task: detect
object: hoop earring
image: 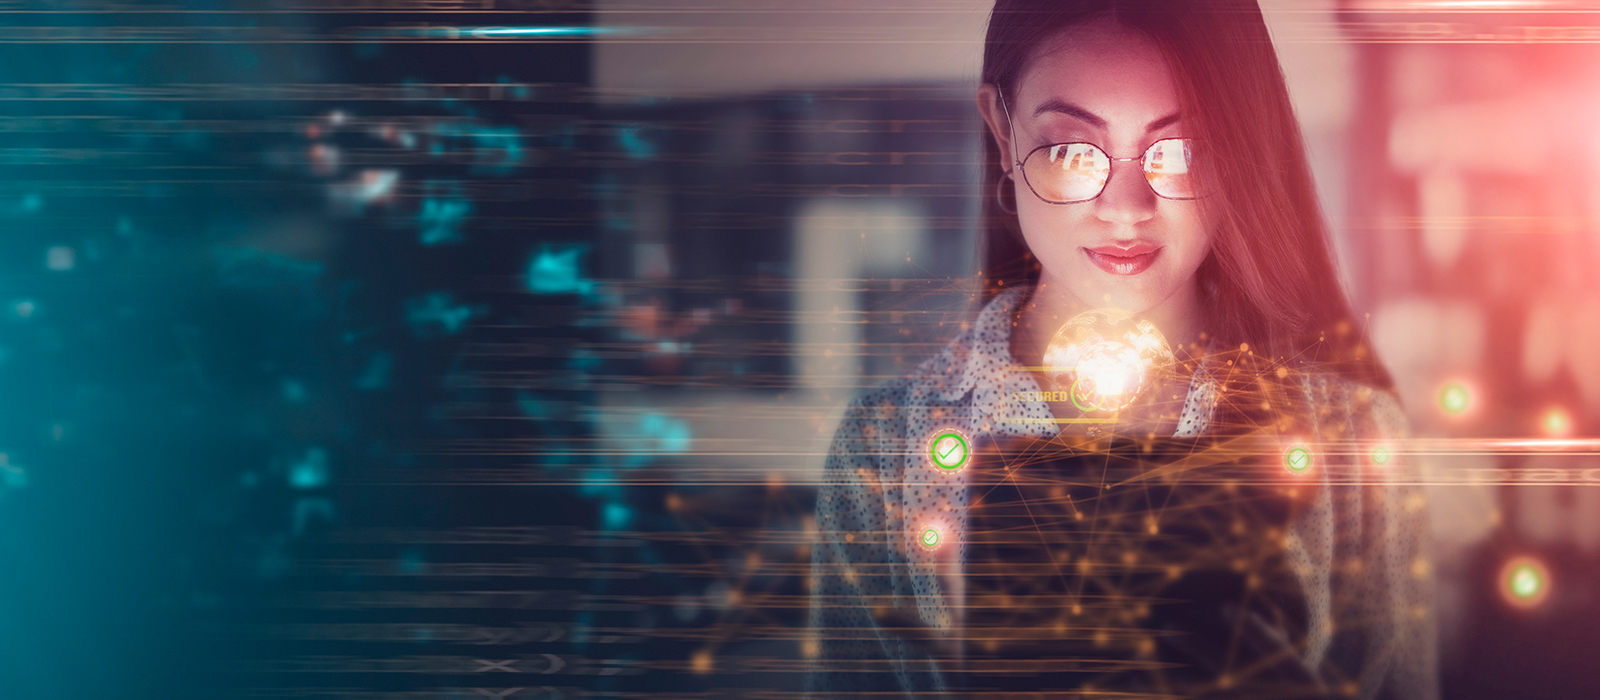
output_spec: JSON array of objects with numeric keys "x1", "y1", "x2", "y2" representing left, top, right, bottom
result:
[{"x1": 996, "y1": 170, "x2": 1018, "y2": 215}]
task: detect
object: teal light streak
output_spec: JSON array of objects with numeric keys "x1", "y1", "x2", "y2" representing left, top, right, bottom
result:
[
  {"x1": 471, "y1": 27, "x2": 604, "y2": 37},
  {"x1": 374, "y1": 26, "x2": 665, "y2": 40}
]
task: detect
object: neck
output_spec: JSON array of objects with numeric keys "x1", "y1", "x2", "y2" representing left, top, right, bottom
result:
[{"x1": 1011, "y1": 275, "x2": 1209, "y2": 369}]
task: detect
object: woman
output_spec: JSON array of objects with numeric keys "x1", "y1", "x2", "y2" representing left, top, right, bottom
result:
[{"x1": 807, "y1": 0, "x2": 1438, "y2": 697}]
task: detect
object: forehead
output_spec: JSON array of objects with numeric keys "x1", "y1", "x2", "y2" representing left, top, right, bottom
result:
[{"x1": 1015, "y1": 17, "x2": 1180, "y2": 128}]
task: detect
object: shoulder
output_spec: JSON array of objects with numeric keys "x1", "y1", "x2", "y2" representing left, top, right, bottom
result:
[
  {"x1": 822, "y1": 340, "x2": 977, "y2": 485},
  {"x1": 829, "y1": 322, "x2": 978, "y2": 442},
  {"x1": 1292, "y1": 367, "x2": 1409, "y2": 440},
  {"x1": 829, "y1": 379, "x2": 910, "y2": 445},
  {"x1": 822, "y1": 374, "x2": 920, "y2": 474}
]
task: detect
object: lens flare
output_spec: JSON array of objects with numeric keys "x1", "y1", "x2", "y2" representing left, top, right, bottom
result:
[{"x1": 1043, "y1": 309, "x2": 1174, "y2": 412}]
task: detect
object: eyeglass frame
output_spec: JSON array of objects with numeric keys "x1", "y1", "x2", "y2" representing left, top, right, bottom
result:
[{"x1": 996, "y1": 85, "x2": 1205, "y2": 204}]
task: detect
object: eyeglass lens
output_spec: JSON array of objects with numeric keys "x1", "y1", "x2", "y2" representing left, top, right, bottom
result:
[{"x1": 1023, "y1": 138, "x2": 1197, "y2": 203}]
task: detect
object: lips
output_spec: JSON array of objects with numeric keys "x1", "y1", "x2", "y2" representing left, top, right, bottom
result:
[{"x1": 1083, "y1": 244, "x2": 1162, "y2": 276}]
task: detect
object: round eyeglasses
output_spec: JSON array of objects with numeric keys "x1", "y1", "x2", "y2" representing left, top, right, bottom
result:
[{"x1": 998, "y1": 88, "x2": 1204, "y2": 204}]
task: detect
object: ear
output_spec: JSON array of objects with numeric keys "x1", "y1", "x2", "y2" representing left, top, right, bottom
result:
[{"x1": 975, "y1": 82, "x2": 1016, "y2": 172}]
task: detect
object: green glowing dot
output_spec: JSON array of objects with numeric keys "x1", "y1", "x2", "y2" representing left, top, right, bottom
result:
[
  {"x1": 1371, "y1": 447, "x2": 1391, "y2": 465},
  {"x1": 1439, "y1": 382, "x2": 1471, "y2": 416},
  {"x1": 1509, "y1": 564, "x2": 1542, "y2": 599}
]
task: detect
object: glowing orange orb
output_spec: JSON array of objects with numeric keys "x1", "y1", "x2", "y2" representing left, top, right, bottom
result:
[{"x1": 1043, "y1": 309, "x2": 1174, "y2": 412}]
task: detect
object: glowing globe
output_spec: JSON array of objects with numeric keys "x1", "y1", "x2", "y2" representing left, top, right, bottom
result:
[{"x1": 1042, "y1": 309, "x2": 1175, "y2": 412}]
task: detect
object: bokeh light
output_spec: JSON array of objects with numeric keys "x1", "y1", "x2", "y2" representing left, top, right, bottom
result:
[{"x1": 1539, "y1": 407, "x2": 1573, "y2": 438}]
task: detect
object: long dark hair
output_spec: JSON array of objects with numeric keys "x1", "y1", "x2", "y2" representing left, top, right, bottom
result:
[{"x1": 979, "y1": 0, "x2": 1394, "y2": 395}]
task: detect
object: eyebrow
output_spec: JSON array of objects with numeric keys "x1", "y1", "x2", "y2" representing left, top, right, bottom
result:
[{"x1": 1032, "y1": 98, "x2": 1181, "y2": 133}]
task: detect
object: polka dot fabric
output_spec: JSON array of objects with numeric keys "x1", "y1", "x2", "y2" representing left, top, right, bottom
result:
[{"x1": 806, "y1": 283, "x2": 1439, "y2": 699}]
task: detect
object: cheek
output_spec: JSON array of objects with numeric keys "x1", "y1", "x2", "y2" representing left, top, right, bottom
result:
[
  {"x1": 1164, "y1": 210, "x2": 1214, "y2": 272},
  {"x1": 1014, "y1": 201, "x2": 1090, "y2": 266}
]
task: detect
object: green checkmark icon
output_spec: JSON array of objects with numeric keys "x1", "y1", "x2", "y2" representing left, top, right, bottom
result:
[
  {"x1": 1285, "y1": 447, "x2": 1311, "y2": 472},
  {"x1": 920, "y1": 528, "x2": 940, "y2": 548},
  {"x1": 938, "y1": 440, "x2": 959, "y2": 460},
  {"x1": 930, "y1": 432, "x2": 968, "y2": 470}
]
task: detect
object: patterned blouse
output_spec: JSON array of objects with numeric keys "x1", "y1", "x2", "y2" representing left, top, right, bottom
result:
[{"x1": 807, "y1": 282, "x2": 1439, "y2": 698}]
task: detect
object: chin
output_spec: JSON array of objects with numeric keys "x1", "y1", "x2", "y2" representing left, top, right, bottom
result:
[
  {"x1": 1072, "y1": 284, "x2": 1169, "y2": 316},
  {"x1": 1103, "y1": 296, "x2": 1161, "y2": 316}
]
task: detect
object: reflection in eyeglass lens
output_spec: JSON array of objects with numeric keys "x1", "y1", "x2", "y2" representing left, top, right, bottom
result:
[
  {"x1": 1145, "y1": 138, "x2": 1195, "y2": 199},
  {"x1": 1038, "y1": 143, "x2": 1110, "y2": 202}
]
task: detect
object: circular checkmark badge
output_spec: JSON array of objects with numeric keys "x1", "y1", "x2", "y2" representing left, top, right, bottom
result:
[
  {"x1": 1370, "y1": 445, "x2": 1391, "y2": 465},
  {"x1": 1284, "y1": 445, "x2": 1312, "y2": 473},
  {"x1": 919, "y1": 527, "x2": 941, "y2": 549},
  {"x1": 927, "y1": 429, "x2": 970, "y2": 471}
]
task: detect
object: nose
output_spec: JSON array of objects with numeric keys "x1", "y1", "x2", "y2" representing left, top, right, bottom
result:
[{"x1": 1093, "y1": 157, "x2": 1157, "y2": 230}]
